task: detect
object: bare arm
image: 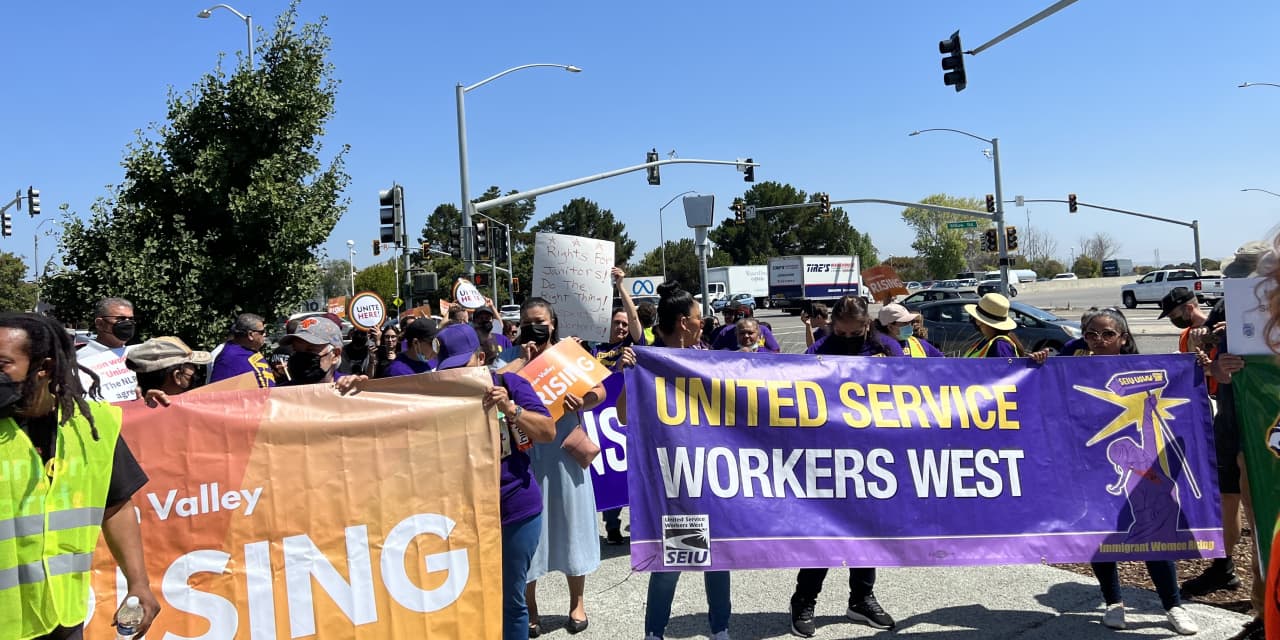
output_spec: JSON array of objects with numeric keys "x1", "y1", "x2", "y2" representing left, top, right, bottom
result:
[
  {"x1": 102, "y1": 502, "x2": 160, "y2": 637},
  {"x1": 613, "y1": 267, "x2": 643, "y2": 343}
]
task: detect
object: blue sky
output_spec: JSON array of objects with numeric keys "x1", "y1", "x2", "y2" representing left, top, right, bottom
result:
[{"x1": 5, "y1": 1, "x2": 1279, "y2": 273}]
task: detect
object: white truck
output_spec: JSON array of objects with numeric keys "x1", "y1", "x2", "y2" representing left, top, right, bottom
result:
[
  {"x1": 705, "y1": 265, "x2": 770, "y2": 308},
  {"x1": 767, "y1": 255, "x2": 867, "y2": 314},
  {"x1": 1120, "y1": 268, "x2": 1222, "y2": 308}
]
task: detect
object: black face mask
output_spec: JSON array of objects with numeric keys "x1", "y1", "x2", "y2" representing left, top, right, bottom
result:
[
  {"x1": 1170, "y1": 316, "x2": 1192, "y2": 330},
  {"x1": 111, "y1": 319, "x2": 136, "y2": 342},
  {"x1": 286, "y1": 351, "x2": 330, "y2": 384},
  {"x1": 516, "y1": 323, "x2": 551, "y2": 345},
  {"x1": 474, "y1": 320, "x2": 494, "y2": 334},
  {"x1": 0, "y1": 371, "x2": 24, "y2": 420},
  {"x1": 826, "y1": 333, "x2": 866, "y2": 354}
]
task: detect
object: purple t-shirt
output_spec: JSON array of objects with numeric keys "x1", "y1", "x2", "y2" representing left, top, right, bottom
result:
[
  {"x1": 806, "y1": 331, "x2": 905, "y2": 357},
  {"x1": 985, "y1": 336, "x2": 1020, "y2": 358},
  {"x1": 592, "y1": 334, "x2": 646, "y2": 371},
  {"x1": 495, "y1": 372, "x2": 551, "y2": 525},
  {"x1": 209, "y1": 342, "x2": 276, "y2": 387},
  {"x1": 384, "y1": 357, "x2": 435, "y2": 377},
  {"x1": 710, "y1": 323, "x2": 781, "y2": 352}
]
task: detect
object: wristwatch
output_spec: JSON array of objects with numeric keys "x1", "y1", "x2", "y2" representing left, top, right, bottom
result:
[{"x1": 510, "y1": 406, "x2": 523, "y2": 423}]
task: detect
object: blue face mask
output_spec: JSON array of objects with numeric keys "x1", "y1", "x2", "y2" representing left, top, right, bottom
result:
[{"x1": 898, "y1": 325, "x2": 914, "y2": 340}]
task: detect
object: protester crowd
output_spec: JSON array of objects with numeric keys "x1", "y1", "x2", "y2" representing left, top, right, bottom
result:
[{"x1": 3, "y1": 236, "x2": 1278, "y2": 640}]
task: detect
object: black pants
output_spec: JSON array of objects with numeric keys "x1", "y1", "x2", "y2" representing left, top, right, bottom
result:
[{"x1": 793, "y1": 567, "x2": 876, "y2": 602}]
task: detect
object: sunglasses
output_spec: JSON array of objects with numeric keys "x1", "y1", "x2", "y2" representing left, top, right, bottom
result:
[{"x1": 1084, "y1": 329, "x2": 1120, "y2": 341}]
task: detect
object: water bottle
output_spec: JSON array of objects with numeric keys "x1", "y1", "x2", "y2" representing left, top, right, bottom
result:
[{"x1": 114, "y1": 595, "x2": 144, "y2": 639}]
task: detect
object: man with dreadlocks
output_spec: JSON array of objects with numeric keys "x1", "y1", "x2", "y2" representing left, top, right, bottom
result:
[{"x1": 0, "y1": 312, "x2": 159, "y2": 639}]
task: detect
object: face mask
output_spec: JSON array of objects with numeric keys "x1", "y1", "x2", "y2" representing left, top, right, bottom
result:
[
  {"x1": 517, "y1": 323, "x2": 551, "y2": 345},
  {"x1": 474, "y1": 320, "x2": 494, "y2": 334},
  {"x1": 0, "y1": 371, "x2": 25, "y2": 419},
  {"x1": 111, "y1": 319, "x2": 136, "y2": 342},
  {"x1": 286, "y1": 350, "x2": 330, "y2": 384},
  {"x1": 898, "y1": 325, "x2": 914, "y2": 340},
  {"x1": 827, "y1": 333, "x2": 866, "y2": 354},
  {"x1": 1170, "y1": 316, "x2": 1192, "y2": 329},
  {"x1": 413, "y1": 345, "x2": 432, "y2": 364}
]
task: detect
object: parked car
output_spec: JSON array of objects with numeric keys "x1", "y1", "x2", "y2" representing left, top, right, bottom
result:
[
  {"x1": 1052, "y1": 273, "x2": 1078, "y2": 281},
  {"x1": 933, "y1": 279, "x2": 960, "y2": 289},
  {"x1": 500, "y1": 304, "x2": 521, "y2": 322},
  {"x1": 915, "y1": 299, "x2": 1081, "y2": 357},
  {"x1": 712, "y1": 292, "x2": 758, "y2": 312},
  {"x1": 1120, "y1": 269, "x2": 1217, "y2": 308},
  {"x1": 906, "y1": 281, "x2": 923, "y2": 290},
  {"x1": 976, "y1": 279, "x2": 1018, "y2": 297},
  {"x1": 900, "y1": 288, "x2": 980, "y2": 310},
  {"x1": 955, "y1": 278, "x2": 978, "y2": 290},
  {"x1": 919, "y1": 280, "x2": 936, "y2": 289}
]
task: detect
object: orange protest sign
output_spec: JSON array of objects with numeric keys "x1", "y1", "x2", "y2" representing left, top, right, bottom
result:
[
  {"x1": 88, "y1": 369, "x2": 502, "y2": 638},
  {"x1": 328, "y1": 296, "x2": 348, "y2": 318},
  {"x1": 862, "y1": 265, "x2": 909, "y2": 303},
  {"x1": 515, "y1": 339, "x2": 612, "y2": 421}
]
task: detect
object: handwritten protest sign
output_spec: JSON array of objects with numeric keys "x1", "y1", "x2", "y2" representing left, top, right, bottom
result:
[
  {"x1": 532, "y1": 232, "x2": 613, "y2": 342},
  {"x1": 78, "y1": 348, "x2": 138, "y2": 402},
  {"x1": 515, "y1": 338, "x2": 612, "y2": 421},
  {"x1": 862, "y1": 265, "x2": 908, "y2": 303}
]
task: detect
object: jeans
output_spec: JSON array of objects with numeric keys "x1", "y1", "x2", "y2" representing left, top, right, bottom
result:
[
  {"x1": 603, "y1": 507, "x2": 622, "y2": 534},
  {"x1": 1091, "y1": 561, "x2": 1180, "y2": 610},
  {"x1": 644, "y1": 571, "x2": 731, "y2": 637},
  {"x1": 503, "y1": 513, "x2": 542, "y2": 640},
  {"x1": 794, "y1": 567, "x2": 876, "y2": 602}
]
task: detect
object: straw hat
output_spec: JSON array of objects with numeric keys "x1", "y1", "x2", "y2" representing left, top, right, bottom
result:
[{"x1": 964, "y1": 293, "x2": 1017, "y2": 331}]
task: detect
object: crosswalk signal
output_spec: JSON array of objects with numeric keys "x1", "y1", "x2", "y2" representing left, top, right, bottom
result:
[
  {"x1": 939, "y1": 31, "x2": 967, "y2": 92},
  {"x1": 985, "y1": 194, "x2": 996, "y2": 213},
  {"x1": 646, "y1": 149, "x2": 660, "y2": 186},
  {"x1": 1, "y1": 212, "x2": 11, "y2": 237},
  {"x1": 983, "y1": 228, "x2": 998, "y2": 252},
  {"x1": 474, "y1": 272, "x2": 490, "y2": 287},
  {"x1": 27, "y1": 187, "x2": 40, "y2": 216},
  {"x1": 512, "y1": 277, "x2": 520, "y2": 291},
  {"x1": 372, "y1": 239, "x2": 381, "y2": 256},
  {"x1": 1068, "y1": 193, "x2": 1078, "y2": 214},
  {"x1": 732, "y1": 199, "x2": 745, "y2": 224},
  {"x1": 743, "y1": 158, "x2": 755, "y2": 182},
  {"x1": 474, "y1": 221, "x2": 490, "y2": 259},
  {"x1": 1006, "y1": 226, "x2": 1019, "y2": 251},
  {"x1": 819, "y1": 193, "x2": 831, "y2": 217}
]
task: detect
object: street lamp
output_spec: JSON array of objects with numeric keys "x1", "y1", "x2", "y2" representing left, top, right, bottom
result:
[
  {"x1": 456, "y1": 63, "x2": 581, "y2": 276},
  {"x1": 1239, "y1": 82, "x2": 1280, "y2": 89},
  {"x1": 1241, "y1": 188, "x2": 1280, "y2": 198},
  {"x1": 197, "y1": 4, "x2": 254, "y2": 70},
  {"x1": 346, "y1": 239, "x2": 356, "y2": 297},
  {"x1": 909, "y1": 128, "x2": 1011, "y2": 296},
  {"x1": 658, "y1": 190, "x2": 698, "y2": 280}
]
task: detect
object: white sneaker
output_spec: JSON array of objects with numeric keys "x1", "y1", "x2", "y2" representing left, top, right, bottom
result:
[
  {"x1": 1103, "y1": 603, "x2": 1126, "y2": 630},
  {"x1": 1166, "y1": 606, "x2": 1199, "y2": 635},
  {"x1": 709, "y1": 632, "x2": 730, "y2": 640}
]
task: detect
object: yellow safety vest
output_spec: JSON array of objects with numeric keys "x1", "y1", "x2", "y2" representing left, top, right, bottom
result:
[
  {"x1": 964, "y1": 335, "x2": 1021, "y2": 358},
  {"x1": 903, "y1": 336, "x2": 930, "y2": 358},
  {"x1": 1, "y1": 402, "x2": 120, "y2": 640}
]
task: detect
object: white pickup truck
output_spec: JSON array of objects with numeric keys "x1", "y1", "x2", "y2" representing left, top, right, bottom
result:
[{"x1": 1120, "y1": 269, "x2": 1223, "y2": 308}]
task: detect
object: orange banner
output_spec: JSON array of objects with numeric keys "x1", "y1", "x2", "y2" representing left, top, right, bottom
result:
[
  {"x1": 515, "y1": 339, "x2": 612, "y2": 421},
  {"x1": 862, "y1": 265, "x2": 909, "y2": 303},
  {"x1": 88, "y1": 370, "x2": 503, "y2": 638},
  {"x1": 328, "y1": 296, "x2": 349, "y2": 318}
]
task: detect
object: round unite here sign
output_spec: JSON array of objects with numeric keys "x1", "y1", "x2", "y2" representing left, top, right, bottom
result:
[{"x1": 347, "y1": 291, "x2": 387, "y2": 330}]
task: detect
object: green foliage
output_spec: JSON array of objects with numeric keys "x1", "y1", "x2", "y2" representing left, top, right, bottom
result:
[
  {"x1": 0, "y1": 252, "x2": 37, "y2": 312},
  {"x1": 630, "y1": 239, "x2": 730, "y2": 291},
  {"x1": 417, "y1": 187, "x2": 538, "y2": 303},
  {"x1": 353, "y1": 259, "x2": 399, "y2": 306},
  {"x1": 1025, "y1": 257, "x2": 1066, "y2": 280},
  {"x1": 900, "y1": 194, "x2": 987, "y2": 279},
  {"x1": 41, "y1": 4, "x2": 348, "y2": 347},
  {"x1": 708, "y1": 182, "x2": 878, "y2": 268},
  {"x1": 1072, "y1": 255, "x2": 1101, "y2": 278},
  {"x1": 319, "y1": 258, "x2": 352, "y2": 298},
  {"x1": 1201, "y1": 258, "x2": 1222, "y2": 271},
  {"x1": 531, "y1": 198, "x2": 636, "y2": 266},
  {"x1": 882, "y1": 256, "x2": 930, "y2": 283}
]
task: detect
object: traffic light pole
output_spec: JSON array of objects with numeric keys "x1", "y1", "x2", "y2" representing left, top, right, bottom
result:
[
  {"x1": 990, "y1": 138, "x2": 1012, "y2": 297},
  {"x1": 473, "y1": 211, "x2": 513, "y2": 304},
  {"x1": 1017, "y1": 198, "x2": 1203, "y2": 275}
]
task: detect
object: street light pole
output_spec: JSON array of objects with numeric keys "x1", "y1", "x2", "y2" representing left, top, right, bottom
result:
[
  {"x1": 196, "y1": 4, "x2": 253, "y2": 69},
  {"x1": 909, "y1": 128, "x2": 1012, "y2": 296},
  {"x1": 658, "y1": 190, "x2": 698, "y2": 280},
  {"x1": 456, "y1": 63, "x2": 581, "y2": 277},
  {"x1": 346, "y1": 239, "x2": 356, "y2": 297}
]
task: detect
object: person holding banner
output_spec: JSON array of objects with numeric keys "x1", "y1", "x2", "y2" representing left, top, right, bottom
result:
[
  {"x1": 875, "y1": 303, "x2": 942, "y2": 358},
  {"x1": 207, "y1": 313, "x2": 275, "y2": 387},
  {"x1": 0, "y1": 313, "x2": 160, "y2": 639},
  {"x1": 503, "y1": 298, "x2": 606, "y2": 636},
  {"x1": 963, "y1": 293, "x2": 1050, "y2": 363},
  {"x1": 593, "y1": 267, "x2": 646, "y2": 545},
  {"x1": 801, "y1": 302, "x2": 830, "y2": 348},
  {"x1": 803, "y1": 295, "x2": 902, "y2": 357},
  {"x1": 384, "y1": 319, "x2": 440, "y2": 375},
  {"x1": 711, "y1": 304, "x2": 780, "y2": 352},
  {"x1": 278, "y1": 316, "x2": 346, "y2": 385}
]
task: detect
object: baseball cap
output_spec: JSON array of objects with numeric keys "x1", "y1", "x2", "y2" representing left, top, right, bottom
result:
[
  {"x1": 1157, "y1": 286, "x2": 1196, "y2": 319},
  {"x1": 401, "y1": 317, "x2": 440, "y2": 343},
  {"x1": 1222, "y1": 240, "x2": 1272, "y2": 278},
  {"x1": 126, "y1": 337, "x2": 213, "y2": 373},
  {"x1": 434, "y1": 324, "x2": 481, "y2": 370},
  {"x1": 878, "y1": 303, "x2": 919, "y2": 325},
  {"x1": 279, "y1": 315, "x2": 343, "y2": 350}
]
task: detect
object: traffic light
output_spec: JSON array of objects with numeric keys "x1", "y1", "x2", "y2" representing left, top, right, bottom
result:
[
  {"x1": 819, "y1": 193, "x2": 831, "y2": 217},
  {"x1": 1, "y1": 213, "x2": 11, "y2": 238},
  {"x1": 474, "y1": 272, "x2": 490, "y2": 287},
  {"x1": 983, "y1": 228, "x2": 998, "y2": 252},
  {"x1": 646, "y1": 149, "x2": 660, "y2": 186},
  {"x1": 743, "y1": 158, "x2": 755, "y2": 182},
  {"x1": 473, "y1": 221, "x2": 490, "y2": 259},
  {"x1": 939, "y1": 31, "x2": 967, "y2": 92},
  {"x1": 379, "y1": 185, "x2": 404, "y2": 244},
  {"x1": 449, "y1": 226, "x2": 462, "y2": 259},
  {"x1": 732, "y1": 199, "x2": 745, "y2": 224},
  {"x1": 985, "y1": 194, "x2": 996, "y2": 213},
  {"x1": 27, "y1": 187, "x2": 40, "y2": 216},
  {"x1": 1005, "y1": 226, "x2": 1019, "y2": 251},
  {"x1": 1068, "y1": 193, "x2": 1078, "y2": 214},
  {"x1": 372, "y1": 239, "x2": 381, "y2": 256},
  {"x1": 493, "y1": 230, "x2": 510, "y2": 262},
  {"x1": 511, "y1": 277, "x2": 520, "y2": 292}
]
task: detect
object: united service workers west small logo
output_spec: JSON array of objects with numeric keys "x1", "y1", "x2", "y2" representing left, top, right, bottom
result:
[{"x1": 662, "y1": 514, "x2": 712, "y2": 567}]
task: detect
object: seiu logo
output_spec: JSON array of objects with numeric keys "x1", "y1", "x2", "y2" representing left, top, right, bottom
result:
[{"x1": 665, "y1": 550, "x2": 709, "y2": 564}]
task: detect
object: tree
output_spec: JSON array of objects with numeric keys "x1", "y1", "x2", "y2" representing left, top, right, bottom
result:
[
  {"x1": 0, "y1": 252, "x2": 37, "y2": 312},
  {"x1": 530, "y1": 198, "x2": 636, "y2": 266},
  {"x1": 901, "y1": 194, "x2": 987, "y2": 279},
  {"x1": 41, "y1": 4, "x2": 348, "y2": 347},
  {"x1": 1079, "y1": 232, "x2": 1122, "y2": 267},
  {"x1": 417, "y1": 186, "x2": 539, "y2": 304},
  {"x1": 353, "y1": 259, "x2": 398, "y2": 307},
  {"x1": 1026, "y1": 258, "x2": 1067, "y2": 279},
  {"x1": 1072, "y1": 255, "x2": 1101, "y2": 278},
  {"x1": 708, "y1": 182, "x2": 877, "y2": 267},
  {"x1": 882, "y1": 256, "x2": 929, "y2": 283},
  {"x1": 319, "y1": 258, "x2": 352, "y2": 298},
  {"x1": 630, "y1": 239, "x2": 730, "y2": 292}
]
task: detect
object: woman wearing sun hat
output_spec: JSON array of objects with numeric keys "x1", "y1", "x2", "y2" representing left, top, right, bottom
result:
[{"x1": 963, "y1": 293, "x2": 1028, "y2": 358}]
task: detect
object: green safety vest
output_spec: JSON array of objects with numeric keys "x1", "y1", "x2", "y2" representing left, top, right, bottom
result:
[
  {"x1": 903, "y1": 336, "x2": 929, "y2": 358},
  {"x1": 1, "y1": 402, "x2": 120, "y2": 640},
  {"x1": 964, "y1": 335, "x2": 1021, "y2": 359}
]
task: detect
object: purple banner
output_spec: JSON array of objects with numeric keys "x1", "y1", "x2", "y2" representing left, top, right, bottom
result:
[
  {"x1": 623, "y1": 348, "x2": 1224, "y2": 572},
  {"x1": 582, "y1": 373, "x2": 628, "y2": 511}
]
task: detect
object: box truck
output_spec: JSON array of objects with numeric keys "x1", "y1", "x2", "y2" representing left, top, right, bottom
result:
[
  {"x1": 705, "y1": 265, "x2": 769, "y2": 308},
  {"x1": 767, "y1": 255, "x2": 866, "y2": 314}
]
